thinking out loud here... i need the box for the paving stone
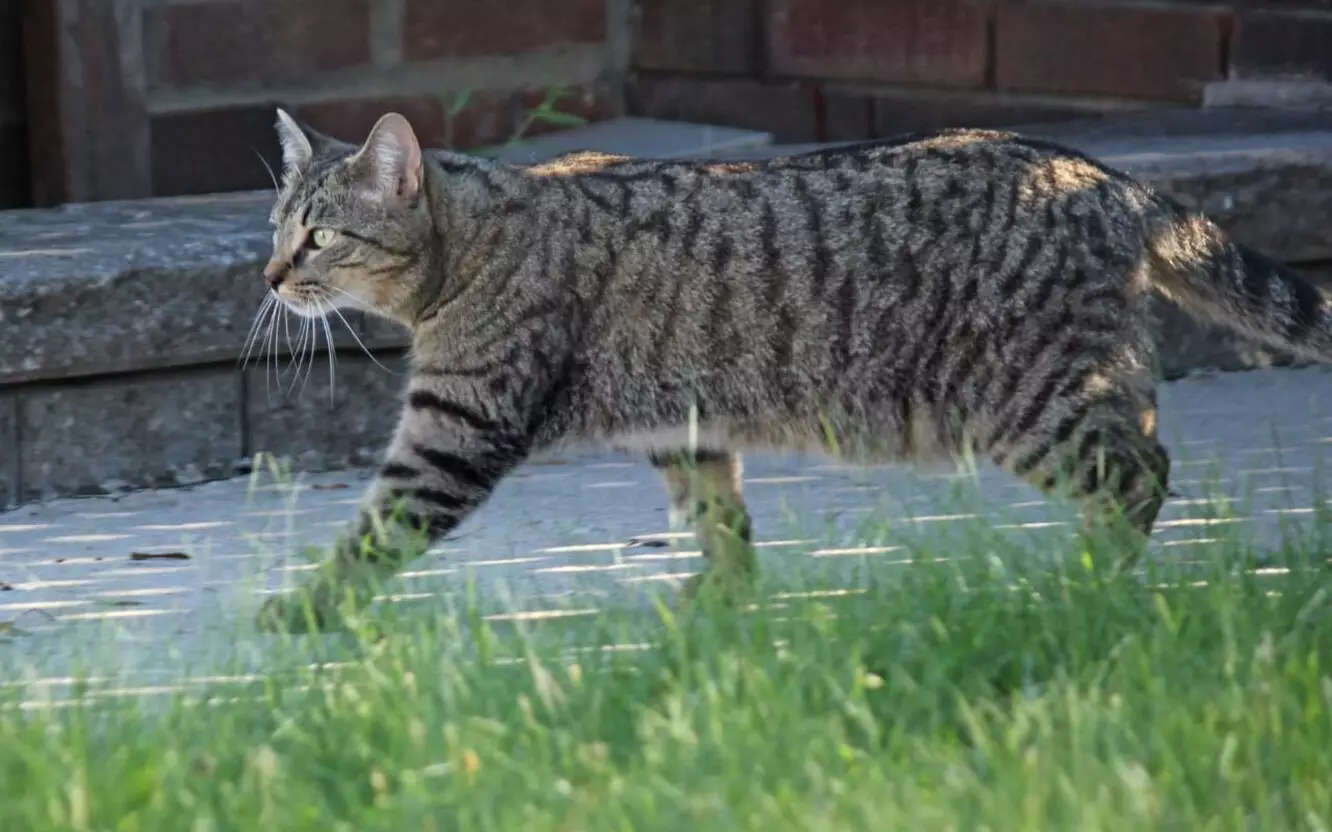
[18,369,243,500]
[245,353,409,472]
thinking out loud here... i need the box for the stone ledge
[3,110,1332,505]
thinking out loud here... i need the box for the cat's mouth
[274,292,327,319]
[275,282,346,318]
[285,302,323,318]
[270,276,379,323]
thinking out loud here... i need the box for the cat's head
[263,109,434,322]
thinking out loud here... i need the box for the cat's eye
[308,228,337,249]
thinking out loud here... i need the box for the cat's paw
[255,590,344,634]
[679,567,756,609]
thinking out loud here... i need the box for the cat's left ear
[275,108,315,173]
[350,112,423,204]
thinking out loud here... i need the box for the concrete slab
[2,366,1331,700]
[245,353,408,471]
[18,368,244,501]
[0,192,273,386]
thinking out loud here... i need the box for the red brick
[768,0,990,88]
[146,0,372,88]
[822,92,872,141]
[402,0,605,62]
[148,88,606,199]
[633,0,758,74]
[150,104,282,197]
[627,74,820,143]
[297,96,452,149]
[995,3,1225,101]
[297,86,609,153]
[868,88,1135,137]
[0,0,24,127]
[23,0,151,205]
[304,94,508,151]
[0,124,29,208]
[819,85,1134,144]
[1233,11,1332,81]
[511,85,610,140]
[0,2,25,206]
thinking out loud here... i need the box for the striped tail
[1146,197,1332,363]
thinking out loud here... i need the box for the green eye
[309,228,337,249]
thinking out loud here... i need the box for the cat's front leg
[257,388,531,633]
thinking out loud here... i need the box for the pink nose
[262,259,289,289]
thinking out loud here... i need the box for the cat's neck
[406,152,532,327]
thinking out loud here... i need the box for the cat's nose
[262,259,289,289]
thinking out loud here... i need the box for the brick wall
[628,0,1332,144]
[20,0,629,206]
[11,1,1332,208]
[0,1,28,208]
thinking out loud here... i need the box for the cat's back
[515,128,1135,246]
[527,127,1121,189]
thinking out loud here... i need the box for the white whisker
[328,286,377,311]
[239,294,274,368]
[282,314,303,393]
[289,315,313,395]
[238,294,265,365]
[295,314,318,397]
[282,301,297,355]
[314,297,339,403]
[325,292,395,374]
[264,300,284,403]
[253,148,280,193]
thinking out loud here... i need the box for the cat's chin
[278,293,361,318]
[277,298,331,319]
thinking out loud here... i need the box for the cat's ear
[274,108,314,172]
[349,112,423,204]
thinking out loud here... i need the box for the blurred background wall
[3,0,1330,208]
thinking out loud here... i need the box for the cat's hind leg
[648,448,758,604]
[991,378,1170,574]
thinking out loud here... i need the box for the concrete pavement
[3,365,1332,704]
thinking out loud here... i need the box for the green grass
[4,512,1332,831]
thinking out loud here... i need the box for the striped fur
[254,110,1332,631]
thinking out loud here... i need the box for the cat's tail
[1145,195,1332,363]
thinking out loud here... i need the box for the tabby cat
[254,108,1331,632]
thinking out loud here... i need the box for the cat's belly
[550,418,967,469]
